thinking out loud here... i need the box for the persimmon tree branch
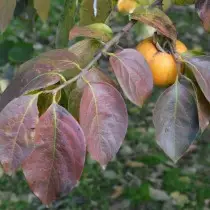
[47,20,137,94]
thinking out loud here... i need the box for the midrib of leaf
[85,80,99,142]
[44,104,57,199]
[10,95,38,166]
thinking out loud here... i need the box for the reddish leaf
[109,49,153,107]
[153,79,199,162]
[23,103,86,205]
[180,76,209,132]
[195,87,210,132]
[184,55,210,102]
[0,49,79,111]
[0,0,16,32]
[80,82,128,167]
[68,67,116,121]
[69,23,113,42]
[131,6,177,41]
[196,0,210,32]
[0,95,39,173]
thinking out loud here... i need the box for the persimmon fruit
[136,37,187,87]
[117,0,137,13]
[117,0,173,13]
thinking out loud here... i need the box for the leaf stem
[46,20,136,94]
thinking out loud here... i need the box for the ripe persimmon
[136,37,187,87]
[117,0,137,13]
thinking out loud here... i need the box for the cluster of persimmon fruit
[117,0,188,87]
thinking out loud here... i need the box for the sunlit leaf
[0,49,79,112]
[196,0,210,32]
[0,95,39,173]
[0,0,16,32]
[183,55,210,103]
[69,23,113,42]
[79,0,112,26]
[131,6,177,41]
[80,82,128,167]
[153,79,199,162]
[23,103,86,205]
[56,0,78,48]
[34,0,51,22]
[109,49,153,107]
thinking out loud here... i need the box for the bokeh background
[0,1,210,209]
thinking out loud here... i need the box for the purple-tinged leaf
[80,82,128,167]
[69,23,113,42]
[0,95,39,173]
[34,0,51,22]
[68,67,116,121]
[0,0,16,32]
[23,103,86,205]
[196,0,210,32]
[0,49,79,112]
[131,6,177,41]
[109,49,153,107]
[183,55,210,102]
[153,79,199,162]
[77,67,117,90]
[180,76,209,132]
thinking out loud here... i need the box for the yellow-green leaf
[34,0,51,22]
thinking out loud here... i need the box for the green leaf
[0,40,14,66]
[153,78,199,162]
[8,42,33,64]
[34,0,51,22]
[69,23,113,42]
[0,0,16,32]
[131,6,177,41]
[55,0,78,48]
[79,0,112,26]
